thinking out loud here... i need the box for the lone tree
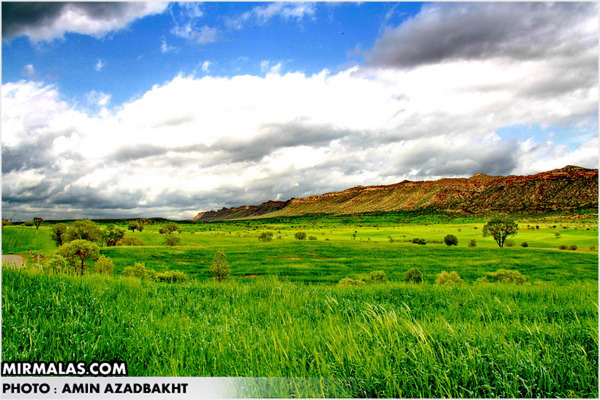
[63,220,103,244]
[103,224,125,247]
[33,217,44,229]
[56,240,100,275]
[50,223,68,247]
[210,252,230,281]
[483,218,518,247]
[444,234,458,246]
[159,222,181,235]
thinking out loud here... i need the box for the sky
[1,2,598,220]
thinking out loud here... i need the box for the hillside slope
[194,166,598,221]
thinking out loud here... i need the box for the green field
[2,214,598,397]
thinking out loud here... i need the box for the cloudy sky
[2,2,598,220]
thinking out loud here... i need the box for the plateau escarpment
[193,166,598,221]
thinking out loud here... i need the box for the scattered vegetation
[210,252,230,282]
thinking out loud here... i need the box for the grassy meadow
[2,212,598,397]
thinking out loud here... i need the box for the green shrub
[444,234,458,246]
[435,271,464,286]
[258,232,273,242]
[411,238,426,245]
[154,270,188,283]
[44,255,69,274]
[308,236,317,240]
[93,255,114,275]
[294,232,307,240]
[520,242,528,247]
[23,221,34,227]
[117,236,145,246]
[554,232,561,238]
[123,262,152,280]
[489,269,526,285]
[569,244,578,251]
[468,239,477,247]
[559,244,567,250]
[474,276,490,285]
[505,239,515,247]
[210,252,230,282]
[337,277,365,286]
[367,270,388,283]
[164,234,181,246]
[403,268,423,284]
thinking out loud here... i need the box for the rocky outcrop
[194,166,598,220]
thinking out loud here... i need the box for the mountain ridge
[193,165,598,221]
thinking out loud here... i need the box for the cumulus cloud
[2,2,168,42]
[2,3,597,220]
[367,2,598,69]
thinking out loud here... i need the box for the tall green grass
[3,268,597,397]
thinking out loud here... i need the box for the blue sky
[2,2,598,220]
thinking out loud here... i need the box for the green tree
[128,220,145,232]
[159,222,181,235]
[294,232,307,240]
[258,232,273,242]
[50,223,68,247]
[482,218,518,247]
[164,234,181,246]
[56,240,100,275]
[33,217,44,229]
[444,234,458,246]
[103,224,125,247]
[63,220,103,244]
[210,252,230,282]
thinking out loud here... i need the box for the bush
[505,239,515,247]
[294,232,307,240]
[569,244,578,251]
[258,232,273,242]
[308,236,317,240]
[154,270,188,283]
[94,255,115,275]
[521,242,528,247]
[368,270,388,283]
[44,255,69,274]
[411,238,426,245]
[554,232,561,238]
[559,244,567,250]
[211,252,230,282]
[23,221,34,226]
[490,269,526,285]
[337,277,365,286]
[435,271,465,286]
[122,262,152,279]
[474,276,490,285]
[468,239,477,247]
[403,268,423,284]
[117,236,145,246]
[444,234,458,246]
[164,234,181,246]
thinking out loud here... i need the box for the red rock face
[193,166,598,220]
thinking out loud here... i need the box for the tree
[258,232,273,242]
[294,232,306,240]
[94,255,115,274]
[444,234,458,246]
[159,222,181,235]
[482,218,518,248]
[164,234,180,246]
[33,217,44,230]
[128,220,144,232]
[50,223,69,247]
[56,240,100,275]
[63,220,103,244]
[103,224,125,247]
[210,252,230,281]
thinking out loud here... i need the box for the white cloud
[22,64,35,76]
[85,90,111,107]
[3,2,168,42]
[201,61,211,73]
[171,23,217,44]
[160,36,177,53]
[95,59,105,72]
[225,2,317,30]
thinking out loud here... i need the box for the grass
[2,269,597,397]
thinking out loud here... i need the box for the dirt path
[2,255,25,268]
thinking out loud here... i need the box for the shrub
[505,239,515,247]
[368,270,388,283]
[44,255,69,274]
[23,221,34,226]
[554,232,561,238]
[337,277,365,286]
[164,234,181,246]
[93,255,114,275]
[569,244,578,251]
[474,276,490,285]
[117,236,145,246]
[258,232,273,242]
[520,242,528,247]
[403,268,423,284]
[411,238,426,245]
[490,269,526,285]
[211,252,230,281]
[435,271,464,286]
[294,232,307,240]
[444,234,458,246]
[468,239,477,247]
[154,270,188,283]
[559,244,567,250]
[123,262,151,279]
[308,236,317,240]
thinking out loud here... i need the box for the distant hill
[193,166,598,221]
